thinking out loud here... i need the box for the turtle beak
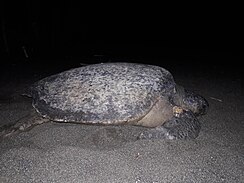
[182,90,209,116]
[171,85,209,116]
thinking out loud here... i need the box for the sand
[0,60,243,183]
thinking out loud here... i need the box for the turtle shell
[31,62,176,125]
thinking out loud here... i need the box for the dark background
[0,1,242,78]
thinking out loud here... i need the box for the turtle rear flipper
[138,110,201,140]
[0,113,49,139]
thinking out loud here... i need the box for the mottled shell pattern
[31,62,176,124]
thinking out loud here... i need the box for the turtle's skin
[0,62,208,140]
[28,62,208,140]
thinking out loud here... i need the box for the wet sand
[0,59,243,183]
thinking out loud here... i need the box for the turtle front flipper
[138,108,201,140]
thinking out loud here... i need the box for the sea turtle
[1,62,208,140]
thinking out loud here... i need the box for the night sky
[0,1,241,77]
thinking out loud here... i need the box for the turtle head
[172,85,209,116]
